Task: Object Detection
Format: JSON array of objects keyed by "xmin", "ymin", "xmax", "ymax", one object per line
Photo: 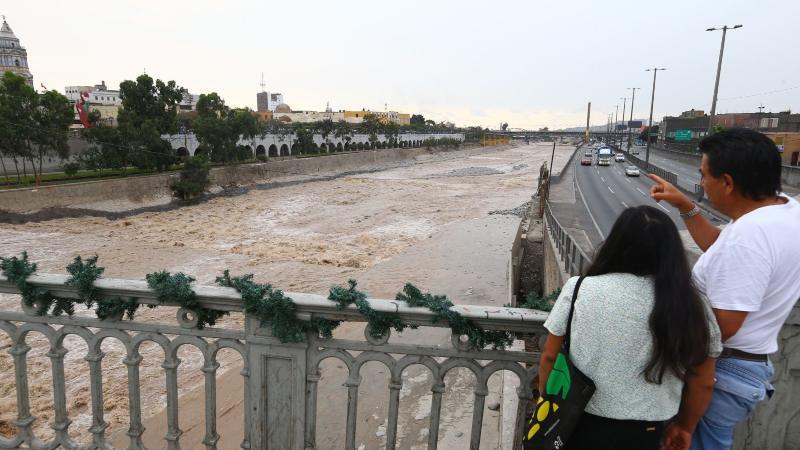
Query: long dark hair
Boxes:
[{"xmin": 585, "ymin": 205, "xmax": 711, "ymax": 384}]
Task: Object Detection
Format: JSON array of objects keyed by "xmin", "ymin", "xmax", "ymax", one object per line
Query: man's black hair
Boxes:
[{"xmin": 699, "ymin": 128, "xmax": 782, "ymax": 200}]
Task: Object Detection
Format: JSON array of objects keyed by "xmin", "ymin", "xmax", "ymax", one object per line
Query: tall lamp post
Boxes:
[
  {"xmin": 614, "ymin": 104, "xmax": 619, "ymax": 149},
  {"xmin": 627, "ymin": 87, "xmax": 639, "ymax": 150},
  {"xmin": 619, "ymin": 97, "xmax": 627, "ymax": 150},
  {"xmin": 645, "ymin": 67, "xmax": 666, "ymax": 165},
  {"xmin": 706, "ymin": 24, "xmax": 742, "ymax": 135}
]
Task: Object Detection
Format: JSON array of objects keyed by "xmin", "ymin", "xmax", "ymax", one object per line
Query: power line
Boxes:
[{"xmin": 717, "ymin": 84, "xmax": 800, "ymax": 102}]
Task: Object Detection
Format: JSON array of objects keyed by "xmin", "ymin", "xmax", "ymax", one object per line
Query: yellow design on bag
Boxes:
[{"xmin": 527, "ymin": 423, "xmax": 540, "ymax": 439}]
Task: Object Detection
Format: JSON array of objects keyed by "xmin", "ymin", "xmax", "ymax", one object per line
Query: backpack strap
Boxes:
[{"xmin": 563, "ymin": 276, "xmax": 586, "ymax": 354}]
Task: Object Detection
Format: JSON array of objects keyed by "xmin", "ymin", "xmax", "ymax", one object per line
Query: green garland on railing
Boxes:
[
  {"xmin": 329, "ymin": 279, "xmax": 415, "ymax": 339},
  {"xmin": 146, "ymin": 271, "xmax": 228, "ymax": 329},
  {"xmin": 66, "ymin": 255, "xmax": 142, "ymax": 320},
  {"xmin": 216, "ymin": 270, "xmax": 340, "ymax": 343},
  {"xmin": 1, "ymin": 252, "xmax": 532, "ymax": 350},
  {"xmin": 1, "ymin": 252, "xmax": 58, "ymax": 315},
  {"xmin": 396, "ymin": 283, "xmax": 514, "ymax": 350}
]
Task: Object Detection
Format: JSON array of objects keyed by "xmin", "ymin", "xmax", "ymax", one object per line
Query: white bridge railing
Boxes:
[{"xmin": 0, "ymin": 273, "xmax": 548, "ymax": 450}]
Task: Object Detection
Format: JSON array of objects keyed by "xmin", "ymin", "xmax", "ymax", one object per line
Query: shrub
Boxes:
[
  {"xmin": 171, "ymin": 156, "xmax": 210, "ymax": 201},
  {"xmin": 256, "ymin": 154, "xmax": 267, "ymax": 162},
  {"xmin": 62, "ymin": 162, "xmax": 80, "ymax": 177}
]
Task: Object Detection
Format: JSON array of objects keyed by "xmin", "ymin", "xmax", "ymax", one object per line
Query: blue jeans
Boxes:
[{"xmin": 691, "ymin": 356, "xmax": 774, "ymax": 450}]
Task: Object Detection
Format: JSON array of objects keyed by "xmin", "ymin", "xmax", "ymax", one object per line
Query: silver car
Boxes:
[{"xmin": 625, "ymin": 166, "xmax": 640, "ymax": 177}]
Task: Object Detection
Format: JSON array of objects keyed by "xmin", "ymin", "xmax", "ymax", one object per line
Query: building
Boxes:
[
  {"xmin": 179, "ymin": 92, "xmax": 200, "ymax": 111},
  {"xmin": 256, "ymin": 91, "xmax": 285, "ymax": 112},
  {"xmin": 65, "ymin": 81, "xmax": 122, "ymax": 127},
  {"xmin": 0, "ymin": 17, "xmax": 33, "ymax": 86},
  {"xmin": 764, "ymin": 132, "xmax": 800, "ymax": 166},
  {"xmin": 712, "ymin": 111, "xmax": 800, "ymax": 133},
  {"xmin": 660, "ymin": 110, "xmax": 710, "ymax": 143}
]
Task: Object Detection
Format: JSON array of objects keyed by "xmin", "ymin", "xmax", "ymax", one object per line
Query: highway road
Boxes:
[{"xmin": 572, "ymin": 145, "xmax": 688, "ymax": 239}]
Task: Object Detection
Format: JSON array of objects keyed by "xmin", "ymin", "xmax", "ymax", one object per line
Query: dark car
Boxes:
[{"xmin": 581, "ymin": 157, "xmax": 592, "ymax": 166}]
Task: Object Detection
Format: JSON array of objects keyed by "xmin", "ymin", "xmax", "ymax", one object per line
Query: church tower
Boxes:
[{"xmin": 0, "ymin": 16, "xmax": 34, "ymax": 86}]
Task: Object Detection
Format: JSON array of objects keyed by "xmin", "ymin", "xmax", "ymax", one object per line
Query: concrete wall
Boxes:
[
  {"xmin": 541, "ymin": 223, "xmax": 568, "ymax": 297},
  {"xmin": 653, "ymin": 144, "xmax": 800, "ymax": 189},
  {"xmin": 0, "ymin": 145, "xmax": 470, "ymax": 214},
  {"xmin": 782, "ymin": 165, "xmax": 800, "ymax": 189}
]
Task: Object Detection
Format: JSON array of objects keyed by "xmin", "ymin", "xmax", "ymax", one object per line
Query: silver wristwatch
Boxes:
[{"xmin": 679, "ymin": 204, "xmax": 702, "ymax": 219}]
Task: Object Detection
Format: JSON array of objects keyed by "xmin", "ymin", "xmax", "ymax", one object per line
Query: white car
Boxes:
[
  {"xmin": 625, "ymin": 166, "xmax": 640, "ymax": 177},
  {"xmin": 615, "ymin": 154, "xmax": 625, "ymax": 162}
]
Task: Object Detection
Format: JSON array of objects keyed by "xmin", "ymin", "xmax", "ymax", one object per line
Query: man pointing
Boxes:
[{"xmin": 649, "ymin": 128, "xmax": 800, "ymax": 450}]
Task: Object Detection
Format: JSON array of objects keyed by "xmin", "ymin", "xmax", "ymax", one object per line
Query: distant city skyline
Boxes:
[{"xmin": 3, "ymin": 0, "xmax": 798, "ymax": 130}]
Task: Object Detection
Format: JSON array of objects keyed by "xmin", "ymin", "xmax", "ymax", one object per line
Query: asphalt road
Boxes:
[{"xmin": 573, "ymin": 146, "xmax": 686, "ymax": 239}]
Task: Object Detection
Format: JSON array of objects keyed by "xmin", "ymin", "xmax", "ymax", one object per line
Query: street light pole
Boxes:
[
  {"xmin": 627, "ymin": 87, "xmax": 639, "ymax": 150},
  {"xmin": 620, "ymin": 97, "xmax": 627, "ymax": 151},
  {"xmin": 706, "ymin": 24, "xmax": 742, "ymax": 135},
  {"xmin": 614, "ymin": 104, "xmax": 619, "ymax": 149},
  {"xmin": 645, "ymin": 67, "xmax": 666, "ymax": 165}
]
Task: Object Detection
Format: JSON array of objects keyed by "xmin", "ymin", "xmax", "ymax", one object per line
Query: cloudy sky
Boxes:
[{"xmin": 5, "ymin": 0, "xmax": 799, "ymax": 129}]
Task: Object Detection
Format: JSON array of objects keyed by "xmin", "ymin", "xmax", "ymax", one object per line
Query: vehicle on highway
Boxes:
[
  {"xmin": 581, "ymin": 156, "xmax": 592, "ymax": 166},
  {"xmin": 631, "ymin": 148, "xmax": 641, "ymax": 155},
  {"xmin": 584, "ymin": 150, "xmax": 593, "ymax": 157},
  {"xmin": 597, "ymin": 147, "xmax": 613, "ymax": 166},
  {"xmin": 615, "ymin": 153, "xmax": 625, "ymax": 162},
  {"xmin": 625, "ymin": 165, "xmax": 640, "ymax": 177}
]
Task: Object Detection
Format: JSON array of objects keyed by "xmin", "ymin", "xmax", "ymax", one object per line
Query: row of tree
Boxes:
[
  {"xmin": 1, "ymin": 70, "xmax": 480, "ymax": 182},
  {"xmin": 0, "ymin": 72, "xmax": 73, "ymax": 183}
]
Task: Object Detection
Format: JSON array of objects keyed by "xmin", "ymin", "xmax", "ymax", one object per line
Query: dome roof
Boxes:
[
  {"xmin": 0, "ymin": 19, "xmax": 18, "ymax": 40},
  {"xmin": 274, "ymin": 103, "xmax": 292, "ymax": 113}
]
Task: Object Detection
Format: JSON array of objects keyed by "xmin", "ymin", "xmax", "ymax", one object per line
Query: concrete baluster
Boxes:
[
  {"xmin": 85, "ymin": 349, "xmax": 110, "ymax": 447},
  {"xmin": 46, "ymin": 344, "xmax": 71, "ymax": 445},
  {"xmin": 123, "ymin": 352, "xmax": 146, "ymax": 449},
  {"xmin": 162, "ymin": 355, "xmax": 183, "ymax": 449}
]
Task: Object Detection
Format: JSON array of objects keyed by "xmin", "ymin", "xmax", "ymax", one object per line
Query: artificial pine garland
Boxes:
[{"xmin": 1, "ymin": 253, "xmax": 530, "ymax": 350}]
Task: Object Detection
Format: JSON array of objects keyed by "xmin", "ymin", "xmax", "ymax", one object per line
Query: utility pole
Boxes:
[
  {"xmin": 706, "ymin": 24, "xmax": 743, "ymax": 135},
  {"xmin": 757, "ymin": 104, "xmax": 765, "ymax": 131},
  {"xmin": 645, "ymin": 67, "xmax": 666, "ymax": 165},
  {"xmin": 585, "ymin": 102, "xmax": 591, "ymax": 144},
  {"xmin": 627, "ymin": 87, "xmax": 639, "ymax": 150}
]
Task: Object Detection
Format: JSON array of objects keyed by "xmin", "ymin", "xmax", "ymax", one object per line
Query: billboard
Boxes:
[
  {"xmin": 628, "ymin": 120, "xmax": 643, "ymax": 129},
  {"xmin": 616, "ymin": 124, "xmax": 627, "ymax": 130}
]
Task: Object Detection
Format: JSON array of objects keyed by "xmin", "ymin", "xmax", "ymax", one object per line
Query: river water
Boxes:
[{"xmin": 0, "ymin": 142, "xmax": 572, "ymax": 449}]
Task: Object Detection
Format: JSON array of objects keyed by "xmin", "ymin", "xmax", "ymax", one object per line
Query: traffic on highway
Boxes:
[{"xmin": 573, "ymin": 142, "xmax": 685, "ymax": 238}]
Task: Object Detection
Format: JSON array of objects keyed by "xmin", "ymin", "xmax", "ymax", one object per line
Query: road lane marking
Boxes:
[
  {"xmin": 656, "ymin": 202, "xmax": 670, "ymax": 212},
  {"xmin": 626, "ymin": 178, "xmax": 632, "ymax": 183},
  {"xmin": 608, "ymin": 186, "xmax": 614, "ymax": 194},
  {"xmin": 621, "ymin": 201, "xmax": 629, "ymax": 208},
  {"xmin": 600, "ymin": 176, "xmax": 605, "ymax": 183},
  {"xmin": 574, "ymin": 158, "xmax": 606, "ymax": 240},
  {"xmin": 636, "ymin": 187, "xmax": 648, "ymax": 197}
]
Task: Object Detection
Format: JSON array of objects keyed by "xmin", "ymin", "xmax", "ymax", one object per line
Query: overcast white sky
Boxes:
[{"xmin": 5, "ymin": 0, "xmax": 799, "ymax": 129}]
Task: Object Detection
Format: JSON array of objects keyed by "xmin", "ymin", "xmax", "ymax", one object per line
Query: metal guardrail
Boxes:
[{"xmin": 543, "ymin": 202, "xmax": 590, "ymax": 277}]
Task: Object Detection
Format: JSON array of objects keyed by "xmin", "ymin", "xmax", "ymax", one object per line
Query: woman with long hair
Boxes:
[{"xmin": 538, "ymin": 205, "xmax": 722, "ymax": 450}]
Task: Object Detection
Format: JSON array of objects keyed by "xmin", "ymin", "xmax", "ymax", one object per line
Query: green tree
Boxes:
[
  {"xmin": 30, "ymin": 90, "xmax": 73, "ymax": 181},
  {"xmin": 171, "ymin": 155, "xmax": 209, "ymax": 201},
  {"xmin": 293, "ymin": 125, "xmax": 316, "ymax": 154},
  {"xmin": 362, "ymin": 113, "xmax": 381, "ymax": 147},
  {"xmin": 117, "ymin": 74, "xmax": 186, "ymax": 171},
  {"xmin": 0, "ymin": 71, "xmax": 37, "ymax": 182},
  {"xmin": 318, "ymin": 119, "xmax": 335, "ymax": 148},
  {"xmin": 382, "ymin": 121, "xmax": 400, "ymax": 146},
  {"xmin": 334, "ymin": 120, "xmax": 353, "ymax": 148},
  {"xmin": 194, "ymin": 93, "xmax": 263, "ymax": 163},
  {"xmin": 501, "ymin": 122, "xmax": 509, "ymax": 131},
  {"xmin": 410, "ymin": 114, "xmax": 425, "ymax": 127}
]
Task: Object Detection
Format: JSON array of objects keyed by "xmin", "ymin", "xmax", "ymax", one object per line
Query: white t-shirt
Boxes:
[{"xmin": 693, "ymin": 194, "xmax": 800, "ymax": 354}]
